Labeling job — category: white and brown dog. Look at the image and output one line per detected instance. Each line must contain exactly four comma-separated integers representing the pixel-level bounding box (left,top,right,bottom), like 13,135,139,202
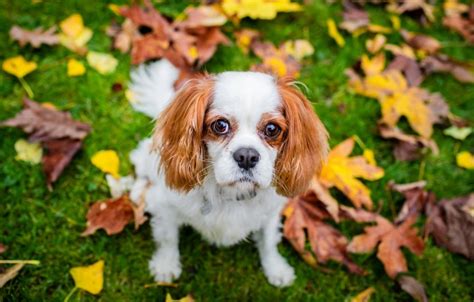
129,61,328,287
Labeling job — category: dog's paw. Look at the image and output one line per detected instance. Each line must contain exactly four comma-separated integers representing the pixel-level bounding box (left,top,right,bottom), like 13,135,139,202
149,250,182,283
262,256,295,287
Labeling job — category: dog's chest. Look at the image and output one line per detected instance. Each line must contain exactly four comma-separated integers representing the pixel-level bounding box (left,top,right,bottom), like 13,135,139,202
178,196,277,246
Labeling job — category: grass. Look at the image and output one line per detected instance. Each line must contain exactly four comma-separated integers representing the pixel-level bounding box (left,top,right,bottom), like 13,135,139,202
1,0,473,301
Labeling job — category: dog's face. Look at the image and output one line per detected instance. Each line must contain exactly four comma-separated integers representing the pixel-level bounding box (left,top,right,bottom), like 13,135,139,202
154,72,328,198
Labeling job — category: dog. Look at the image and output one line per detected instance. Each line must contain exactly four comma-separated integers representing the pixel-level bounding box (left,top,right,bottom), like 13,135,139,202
129,63,328,287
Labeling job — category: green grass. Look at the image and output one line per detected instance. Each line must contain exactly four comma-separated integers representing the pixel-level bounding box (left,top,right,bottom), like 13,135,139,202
1,1,473,301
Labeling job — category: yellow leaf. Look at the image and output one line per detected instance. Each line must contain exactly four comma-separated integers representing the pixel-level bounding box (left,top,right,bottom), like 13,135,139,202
59,14,93,54
444,0,469,16
86,51,118,75
69,260,104,295
165,293,194,302
352,287,375,302
367,24,391,34
361,53,385,76
91,150,120,178
363,149,376,166
282,39,314,61
456,151,474,169
319,138,384,209
2,56,37,78
221,0,301,20
384,44,416,59
390,15,401,30
264,56,287,77
67,59,85,77
14,139,42,164
125,89,137,104
366,34,386,54
327,18,345,47
108,4,121,15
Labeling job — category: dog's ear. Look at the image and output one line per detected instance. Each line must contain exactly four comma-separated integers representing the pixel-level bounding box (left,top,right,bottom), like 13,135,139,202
153,74,214,192
274,77,329,197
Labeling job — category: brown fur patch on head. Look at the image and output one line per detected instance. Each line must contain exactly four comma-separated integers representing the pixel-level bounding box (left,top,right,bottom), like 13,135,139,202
274,77,329,197
153,74,215,192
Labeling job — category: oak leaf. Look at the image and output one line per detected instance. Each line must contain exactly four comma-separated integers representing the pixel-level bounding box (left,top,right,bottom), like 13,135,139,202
9,25,59,48
347,216,424,278
319,138,384,209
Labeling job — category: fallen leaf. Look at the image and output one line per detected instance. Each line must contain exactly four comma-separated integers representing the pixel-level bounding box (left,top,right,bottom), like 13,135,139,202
426,194,474,259
390,0,435,24
81,195,146,236
443,126,472,140
180,5,227,28
387,55,423,87
366,34,386,54
1,98,91,188
234,28,260,54
443,0,469,16
397,275,429,302
91,150,120,178
86,51,118,74
67,58,86,77
281,39,314,61
340,0,369,33
59,14,93,54
348,215,424,278
70,260,104,295
14,139,42,164
221,0,301,20
9,25,59,48
456,151,474,169
327,18,345,47
0,264,24,288
283,187,365,274
165,293,195,302
0,244,6,254
106,19,137,53
443,6,474,43
351,287,375,302
319,138,384,209
400,30,441,54
250,40,301,77
389,181,434,223
2,56,37,78
421,55,474,83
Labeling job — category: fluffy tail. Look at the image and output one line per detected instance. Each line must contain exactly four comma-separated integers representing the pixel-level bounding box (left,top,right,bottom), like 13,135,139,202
129,59,180,118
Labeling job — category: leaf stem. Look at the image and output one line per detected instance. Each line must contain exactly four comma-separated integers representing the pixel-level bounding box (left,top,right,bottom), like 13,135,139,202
64,286,78,302
0,260,40,265
418,159,426,180
18,77,34,98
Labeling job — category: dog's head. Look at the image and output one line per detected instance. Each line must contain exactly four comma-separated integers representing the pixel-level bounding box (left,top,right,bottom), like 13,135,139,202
153,72,328,198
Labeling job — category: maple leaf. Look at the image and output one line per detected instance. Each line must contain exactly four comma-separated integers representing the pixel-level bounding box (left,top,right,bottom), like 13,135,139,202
319,138,384,210
283,186,365,274
1,98,91,188
220,0,301,20
9,25,59,48
426,194,474,259
443,6,474,44
389,181,435,224
69,260,104,295
421,54,474,83
81,195,146,236
249,40,301,77
348,215,424,278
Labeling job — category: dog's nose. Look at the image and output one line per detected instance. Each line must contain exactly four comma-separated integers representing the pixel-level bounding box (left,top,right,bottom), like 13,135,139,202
233,147,260,170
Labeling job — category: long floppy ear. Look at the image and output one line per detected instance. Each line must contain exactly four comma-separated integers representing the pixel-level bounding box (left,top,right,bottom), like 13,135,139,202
274,77,329,197
153,74,214,192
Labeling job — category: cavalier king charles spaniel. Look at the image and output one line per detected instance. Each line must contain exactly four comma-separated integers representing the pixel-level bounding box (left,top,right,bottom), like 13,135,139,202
130,63,328,287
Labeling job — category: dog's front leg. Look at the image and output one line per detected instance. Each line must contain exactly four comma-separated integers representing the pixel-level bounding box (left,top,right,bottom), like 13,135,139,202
254,213,295,287
149,211,182,283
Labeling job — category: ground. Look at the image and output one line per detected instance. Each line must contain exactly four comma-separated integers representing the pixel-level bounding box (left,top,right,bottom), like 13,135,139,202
1,0,473,301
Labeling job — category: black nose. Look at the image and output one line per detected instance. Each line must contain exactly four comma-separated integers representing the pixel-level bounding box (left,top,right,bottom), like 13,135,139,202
233,147,260,170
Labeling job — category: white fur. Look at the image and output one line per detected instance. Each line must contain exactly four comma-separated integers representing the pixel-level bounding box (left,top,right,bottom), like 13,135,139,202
130,70,295,287
129,59,180,118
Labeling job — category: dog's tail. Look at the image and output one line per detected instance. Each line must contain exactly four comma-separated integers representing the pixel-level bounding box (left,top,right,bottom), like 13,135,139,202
129,59,180,119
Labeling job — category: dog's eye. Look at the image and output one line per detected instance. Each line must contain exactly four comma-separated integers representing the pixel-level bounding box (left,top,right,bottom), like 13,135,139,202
211,119,230,135
264,123,281,139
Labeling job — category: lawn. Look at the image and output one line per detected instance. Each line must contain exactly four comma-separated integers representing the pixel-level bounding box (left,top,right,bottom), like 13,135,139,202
1,0,473,301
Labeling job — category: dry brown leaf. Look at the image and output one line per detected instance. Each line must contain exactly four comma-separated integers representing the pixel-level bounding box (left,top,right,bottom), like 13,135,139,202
348,215,424,278
106,19,137,53
250,40,301,78
400,30,441,54
366,34,386,54
9,25,59,48
387,55,424,86
0,264,24,288
0,244,6,254
397,275,429,302
340,0,369,33
426,193,474,259
234,28,261,54
0,98,91,188
443,7,474,44
389,181,435,223
390,0,435,25
82,195,141,236
283,190,365,274
421,55,474,83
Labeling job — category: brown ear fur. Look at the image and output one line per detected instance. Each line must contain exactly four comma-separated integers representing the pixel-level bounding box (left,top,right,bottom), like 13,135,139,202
153,74,214,192
274,77,329,197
